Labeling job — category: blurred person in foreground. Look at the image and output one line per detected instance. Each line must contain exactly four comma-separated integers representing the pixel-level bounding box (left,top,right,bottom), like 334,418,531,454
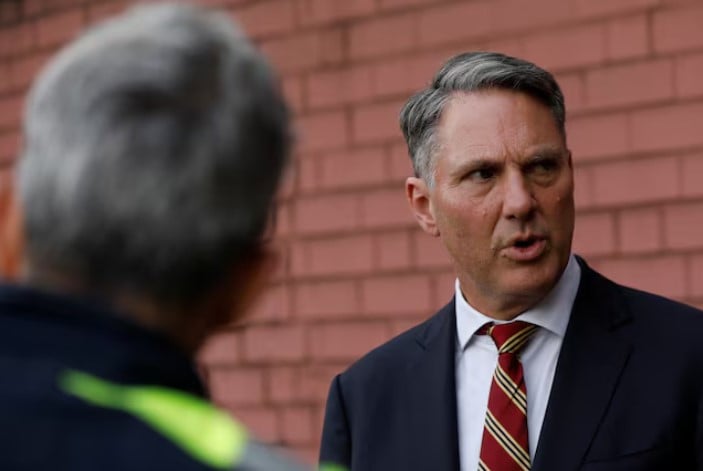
319,52,703,471
0,4,329,470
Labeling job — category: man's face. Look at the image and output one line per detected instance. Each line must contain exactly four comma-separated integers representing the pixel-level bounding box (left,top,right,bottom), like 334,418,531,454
406,89,574,319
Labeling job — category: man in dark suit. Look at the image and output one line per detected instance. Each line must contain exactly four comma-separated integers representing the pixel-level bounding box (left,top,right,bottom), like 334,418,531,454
319,52,703,470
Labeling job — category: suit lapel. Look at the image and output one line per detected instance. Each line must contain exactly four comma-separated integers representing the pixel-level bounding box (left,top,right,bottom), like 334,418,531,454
532,260,632,471
405,300,461,471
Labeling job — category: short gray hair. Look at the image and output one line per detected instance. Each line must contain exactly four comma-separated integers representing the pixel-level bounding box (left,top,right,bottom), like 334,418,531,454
18,3,291,303
399,51,565,183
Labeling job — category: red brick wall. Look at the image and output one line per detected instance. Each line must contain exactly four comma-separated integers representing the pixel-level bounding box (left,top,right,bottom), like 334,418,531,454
2,0,703,463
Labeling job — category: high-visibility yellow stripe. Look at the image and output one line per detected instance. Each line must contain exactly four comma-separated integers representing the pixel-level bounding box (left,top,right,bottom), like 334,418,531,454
59,369,247,469
319,463,349,471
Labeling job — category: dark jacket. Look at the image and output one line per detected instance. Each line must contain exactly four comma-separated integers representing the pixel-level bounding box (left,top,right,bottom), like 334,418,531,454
0,284,309,471
320,259,703,471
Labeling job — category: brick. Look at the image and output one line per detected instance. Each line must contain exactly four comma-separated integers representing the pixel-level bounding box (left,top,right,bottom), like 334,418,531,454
280,406,314,444
379,0,442,11
492,0,575,36
555,73,586,114
36,9,83,48
523,23,606,72
591,156,680,206
88,2,129,22
294,193,359,235
373,51,446,99
296,110,348,153
631,102,703,153
598,256,687,299
246,284,290,323
306,66,375,110
295,280,359,319
297,0,376,26
352,101,404,145
319,147,386,190
304,235,374,276
199,331,241,366
319,28,345,66
414,232,452,268
568,113,629,162
573,0,658,18
269,366,298,404
573,166,595,210
606,14,649,61
682,153,703,197
0,95,23,131
233,0,295,38
274,202,291,238
209,369,265,406
0,24,35,58
309,321,389,361
297,155,319,193
298,365,345,402
243,325,305,363
0,62,11,94
585,60,674,110
653,5,703,53
350,12,418,61
664,202,703,250
418,1,492,47
281,76,304,114
228,407,279,442
688,254,703,298
9,53,49,90
618,207,662,254
374,231,412,271
483,37,527,60
389,317,425,337
675,53,703,98
260,29,343,73
361,274,432,315
361,188,415,229
572,211,616,256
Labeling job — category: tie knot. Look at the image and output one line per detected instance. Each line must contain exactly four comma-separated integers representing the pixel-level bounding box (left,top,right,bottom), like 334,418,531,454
480,321,537,354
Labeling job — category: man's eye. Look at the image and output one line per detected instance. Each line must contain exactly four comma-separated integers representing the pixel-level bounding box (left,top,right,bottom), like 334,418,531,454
468,168,496,181
529,158,559,175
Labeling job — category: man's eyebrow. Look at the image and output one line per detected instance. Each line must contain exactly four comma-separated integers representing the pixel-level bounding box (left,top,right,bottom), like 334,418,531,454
522,148,568,163
449,158,502,176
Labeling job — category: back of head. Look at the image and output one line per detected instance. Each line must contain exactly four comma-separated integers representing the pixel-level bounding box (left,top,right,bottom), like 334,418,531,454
18,3,291,304
399,51,564,183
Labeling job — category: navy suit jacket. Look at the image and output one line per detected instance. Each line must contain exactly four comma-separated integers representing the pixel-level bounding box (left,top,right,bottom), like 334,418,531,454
319,259,703,470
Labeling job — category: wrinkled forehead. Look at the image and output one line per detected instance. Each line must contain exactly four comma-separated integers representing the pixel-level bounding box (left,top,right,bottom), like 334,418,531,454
435,90,566,159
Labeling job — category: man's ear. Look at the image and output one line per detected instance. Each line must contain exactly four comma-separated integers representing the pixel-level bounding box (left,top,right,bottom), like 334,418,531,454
225,246,278,325
0,174,23,280
406,177,440,237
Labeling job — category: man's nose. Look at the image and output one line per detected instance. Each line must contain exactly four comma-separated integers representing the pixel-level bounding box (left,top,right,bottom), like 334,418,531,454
502,172,536,220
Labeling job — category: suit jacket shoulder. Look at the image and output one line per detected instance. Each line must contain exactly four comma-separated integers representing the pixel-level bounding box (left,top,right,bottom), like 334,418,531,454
338,299,455,389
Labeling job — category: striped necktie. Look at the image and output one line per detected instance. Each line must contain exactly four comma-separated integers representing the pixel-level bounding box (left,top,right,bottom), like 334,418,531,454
478,321,538,471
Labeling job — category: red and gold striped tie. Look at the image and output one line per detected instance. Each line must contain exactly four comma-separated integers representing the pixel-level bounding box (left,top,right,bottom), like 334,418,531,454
478,321,538,471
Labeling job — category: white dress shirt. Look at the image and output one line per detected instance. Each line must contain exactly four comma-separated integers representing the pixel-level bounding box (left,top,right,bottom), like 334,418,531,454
455,255,581,471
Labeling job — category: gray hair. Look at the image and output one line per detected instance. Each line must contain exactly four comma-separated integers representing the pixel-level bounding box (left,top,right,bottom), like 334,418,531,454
18,3,291,303
399,51,565,183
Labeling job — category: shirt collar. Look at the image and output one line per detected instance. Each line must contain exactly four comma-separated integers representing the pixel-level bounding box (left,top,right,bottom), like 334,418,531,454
455,254,581,351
